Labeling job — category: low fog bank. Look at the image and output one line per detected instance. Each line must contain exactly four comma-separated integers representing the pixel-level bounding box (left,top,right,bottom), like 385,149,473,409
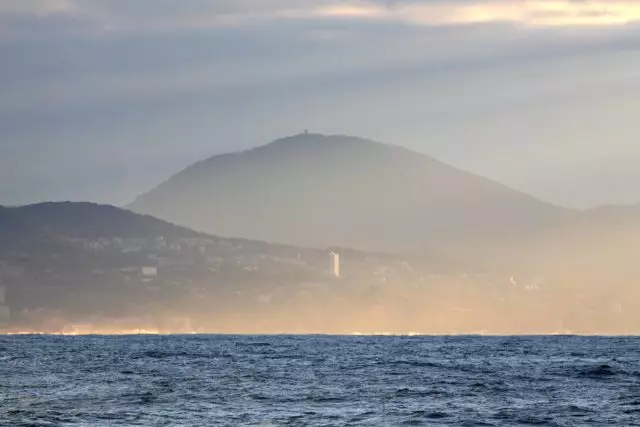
5,269,639,336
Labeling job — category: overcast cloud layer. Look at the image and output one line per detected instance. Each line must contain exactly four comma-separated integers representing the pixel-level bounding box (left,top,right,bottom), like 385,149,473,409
1,0,640,207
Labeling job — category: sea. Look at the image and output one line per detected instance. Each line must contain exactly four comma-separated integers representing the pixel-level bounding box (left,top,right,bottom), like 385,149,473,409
1,335,639,426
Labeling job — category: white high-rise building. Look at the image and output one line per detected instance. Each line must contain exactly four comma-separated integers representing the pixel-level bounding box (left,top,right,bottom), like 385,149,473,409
330,251,340,278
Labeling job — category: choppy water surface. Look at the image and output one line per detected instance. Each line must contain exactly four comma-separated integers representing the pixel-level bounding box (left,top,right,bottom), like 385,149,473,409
1,335,640,426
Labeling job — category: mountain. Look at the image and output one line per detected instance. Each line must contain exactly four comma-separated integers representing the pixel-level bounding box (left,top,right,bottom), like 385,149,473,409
0,201,349,262
129,133,572,254
0,202,204,252
0,202,203,239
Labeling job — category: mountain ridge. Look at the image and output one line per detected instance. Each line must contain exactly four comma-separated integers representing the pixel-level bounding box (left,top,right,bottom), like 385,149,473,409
129,133,573,253
0,201,203,241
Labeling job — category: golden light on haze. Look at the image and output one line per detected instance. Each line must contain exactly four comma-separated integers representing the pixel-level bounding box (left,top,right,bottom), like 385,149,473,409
7,0,640,35
5,221,640,336
5,329,165,336
311,0,640,27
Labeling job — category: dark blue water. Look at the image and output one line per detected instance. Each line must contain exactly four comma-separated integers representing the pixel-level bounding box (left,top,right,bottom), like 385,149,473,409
1,335,640,426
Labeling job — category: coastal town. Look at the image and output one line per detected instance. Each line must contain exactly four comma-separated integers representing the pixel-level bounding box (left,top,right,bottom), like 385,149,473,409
2,229,627,335
0,230,554,334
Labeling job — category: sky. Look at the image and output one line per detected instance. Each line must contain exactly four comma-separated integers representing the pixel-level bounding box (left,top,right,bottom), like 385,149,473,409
1,0,640,209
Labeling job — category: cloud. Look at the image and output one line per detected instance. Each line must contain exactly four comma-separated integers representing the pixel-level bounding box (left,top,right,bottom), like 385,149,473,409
2,1,640,207
309,1,640,28
0,0,75,16
3,0,640,37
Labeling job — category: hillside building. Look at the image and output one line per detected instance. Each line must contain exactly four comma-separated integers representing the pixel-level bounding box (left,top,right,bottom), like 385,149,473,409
330,251,340,278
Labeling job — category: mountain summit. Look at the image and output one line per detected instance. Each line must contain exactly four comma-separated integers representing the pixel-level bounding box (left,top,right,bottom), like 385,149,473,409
129,134,570,253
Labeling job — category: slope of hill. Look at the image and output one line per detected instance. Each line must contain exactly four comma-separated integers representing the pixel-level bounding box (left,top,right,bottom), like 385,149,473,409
521,203,640,274
0,202,203,241
129,133,572,253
